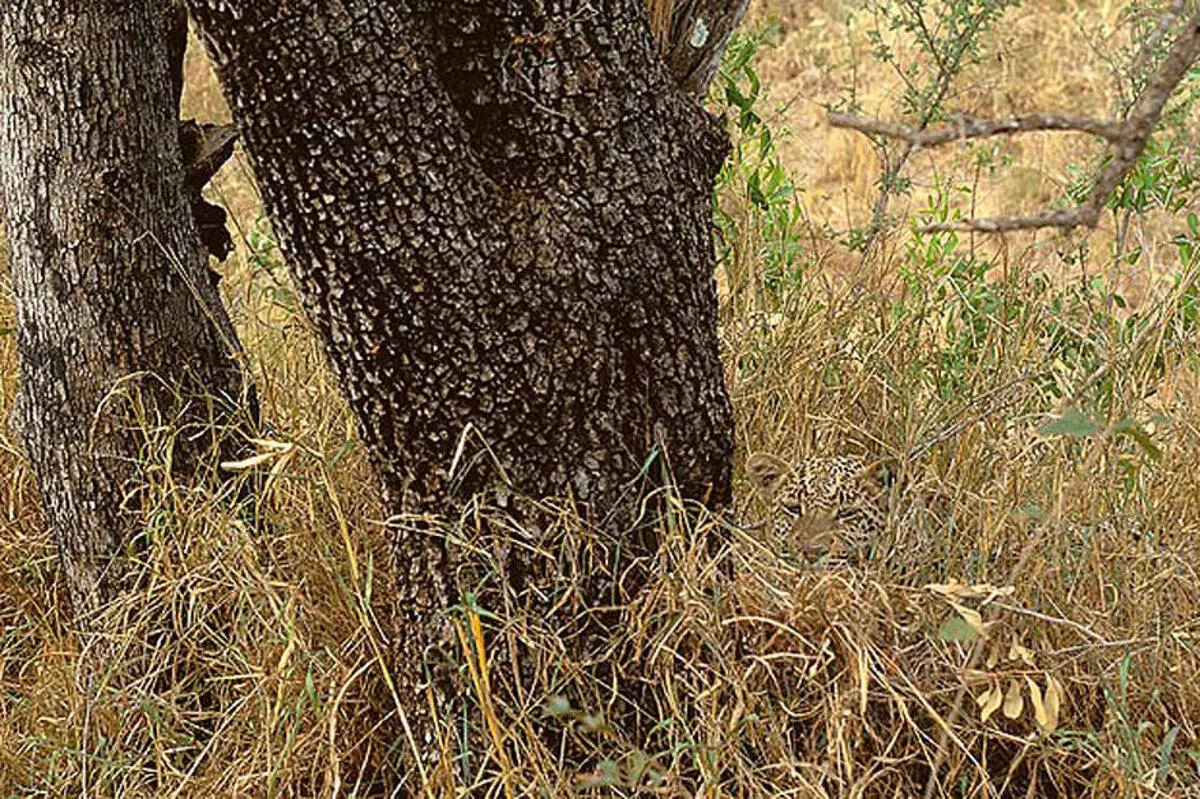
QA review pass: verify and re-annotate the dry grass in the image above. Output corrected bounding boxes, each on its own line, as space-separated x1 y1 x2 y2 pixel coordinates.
3 3 1200 797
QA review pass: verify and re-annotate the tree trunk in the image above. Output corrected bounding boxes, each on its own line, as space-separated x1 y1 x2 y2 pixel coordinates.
0 0 249 619
186 0 734 518
186 0 737 767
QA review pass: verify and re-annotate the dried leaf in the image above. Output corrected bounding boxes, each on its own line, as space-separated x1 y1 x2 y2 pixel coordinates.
220 451 276 471
1026 675 1056 733
222 440 295 472
248 437 294 452
977 684 1003 723
1043 674 1064 732
986 641 1001 670
268 447 296 481
1003 678 1024 719
1008 640 1036 667
963 668 993 686
926 581 1015 601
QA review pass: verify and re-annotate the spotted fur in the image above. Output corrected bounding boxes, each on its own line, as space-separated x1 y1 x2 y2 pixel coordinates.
745 451 889 562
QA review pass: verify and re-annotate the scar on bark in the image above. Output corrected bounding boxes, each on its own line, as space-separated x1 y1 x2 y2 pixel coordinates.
167 2 237 263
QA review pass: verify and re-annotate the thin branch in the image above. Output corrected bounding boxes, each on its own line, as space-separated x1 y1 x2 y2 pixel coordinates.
1049 636 1158 656
829 12 1200 234
855 3 996 259
913 18 1200 796
920 207 1099 233
1129 0 1187 85
990 600 1106 642
828 111 1128 146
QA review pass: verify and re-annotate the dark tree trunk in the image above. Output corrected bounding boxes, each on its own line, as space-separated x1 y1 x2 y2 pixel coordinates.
0 0 249 618
185 0 738 766
186 0 735 520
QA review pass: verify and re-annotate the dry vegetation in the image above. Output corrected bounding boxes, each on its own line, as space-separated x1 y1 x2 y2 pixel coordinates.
3 1 1200 796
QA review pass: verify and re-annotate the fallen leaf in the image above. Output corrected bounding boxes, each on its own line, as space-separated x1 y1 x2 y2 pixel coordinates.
1003 678 1024 719
978 684 1003 723
1008 640 1036 667
1043 674 1064 732
1026 675 1057 733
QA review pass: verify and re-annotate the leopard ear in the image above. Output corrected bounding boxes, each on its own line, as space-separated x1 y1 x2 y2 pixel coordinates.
745 452 792 496
858 458 900 497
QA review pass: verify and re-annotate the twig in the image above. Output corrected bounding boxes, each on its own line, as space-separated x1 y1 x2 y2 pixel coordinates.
1048 636 1158 656
828 111 1128 146
989 599 1106 642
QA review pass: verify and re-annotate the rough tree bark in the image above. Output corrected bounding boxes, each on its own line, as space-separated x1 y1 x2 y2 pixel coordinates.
0 0 249 618
187 0 736 515
185 0 741 769
652 0 753 97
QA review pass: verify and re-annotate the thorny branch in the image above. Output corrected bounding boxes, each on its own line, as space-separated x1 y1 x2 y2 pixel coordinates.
830 9 1200 233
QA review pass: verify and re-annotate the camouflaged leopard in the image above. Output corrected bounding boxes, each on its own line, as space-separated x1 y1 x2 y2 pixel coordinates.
745 451 891 563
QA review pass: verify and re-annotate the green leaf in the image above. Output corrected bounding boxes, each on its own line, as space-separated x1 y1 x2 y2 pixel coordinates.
725 84 748 112
1158 726 1180 786
597 759 621 786
1040 407 1100 438
1016 504 1044 521
1113 418 1163 462
580 712 612 734
627 750 651 786
747 171 768 210
940 613 979 643
544 696 571 718
328 438 356 467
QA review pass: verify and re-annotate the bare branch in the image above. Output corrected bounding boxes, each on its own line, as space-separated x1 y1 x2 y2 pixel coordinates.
920 208 1098 233
829 11 1200 234
990 599 1106 642
828 111 1128 146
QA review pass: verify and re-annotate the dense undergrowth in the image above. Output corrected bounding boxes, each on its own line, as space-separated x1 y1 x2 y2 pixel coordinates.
2 1 1200 796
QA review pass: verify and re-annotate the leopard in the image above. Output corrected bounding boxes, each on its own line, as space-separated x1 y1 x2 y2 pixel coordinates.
744 451 892 564
745 452 1195 570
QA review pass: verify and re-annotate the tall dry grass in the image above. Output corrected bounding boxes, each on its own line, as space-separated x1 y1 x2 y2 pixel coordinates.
2 2 1200 796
